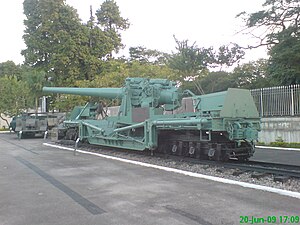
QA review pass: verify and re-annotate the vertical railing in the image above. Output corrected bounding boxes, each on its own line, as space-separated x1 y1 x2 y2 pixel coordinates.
250 84 300 117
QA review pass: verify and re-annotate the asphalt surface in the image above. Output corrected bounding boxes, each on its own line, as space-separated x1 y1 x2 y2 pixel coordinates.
0 133 299 225
252 147 300 166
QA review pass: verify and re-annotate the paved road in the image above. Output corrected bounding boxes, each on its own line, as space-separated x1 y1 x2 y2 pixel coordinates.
253 147 300 166
0 133 299 225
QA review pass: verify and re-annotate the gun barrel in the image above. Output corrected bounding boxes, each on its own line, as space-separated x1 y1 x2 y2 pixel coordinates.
42 87 123 99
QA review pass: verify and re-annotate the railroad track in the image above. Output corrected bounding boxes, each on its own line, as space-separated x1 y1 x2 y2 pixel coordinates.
154 153 300 179
219 160 300 179
58 140 300 180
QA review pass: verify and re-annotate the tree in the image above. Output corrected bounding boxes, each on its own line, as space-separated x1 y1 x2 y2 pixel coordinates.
0 76 32 121
126 61 178 81
237 0 300 48
0 61 26 126
237 0 300 84
22 0 95 85
213 44 245 70
96 0 130 55
82 5 117 80
267 32 300 84
21 68 48 113
231 59 273 89
199 71 236 93
180 71 237 94
0 61 22 79
128 46 167 64
167 36 214 94
167 36 245 94
22 0 130 85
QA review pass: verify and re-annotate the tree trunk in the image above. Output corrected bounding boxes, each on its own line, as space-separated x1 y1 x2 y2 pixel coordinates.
35 97 38 113
0 114 10 127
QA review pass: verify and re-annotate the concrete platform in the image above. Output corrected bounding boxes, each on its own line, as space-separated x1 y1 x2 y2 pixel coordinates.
0 133 299 225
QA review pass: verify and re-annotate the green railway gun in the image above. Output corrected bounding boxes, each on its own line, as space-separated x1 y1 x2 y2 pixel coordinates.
43 77 260 161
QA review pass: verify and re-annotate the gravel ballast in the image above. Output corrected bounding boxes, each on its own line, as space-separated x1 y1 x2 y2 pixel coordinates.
56 141 300 193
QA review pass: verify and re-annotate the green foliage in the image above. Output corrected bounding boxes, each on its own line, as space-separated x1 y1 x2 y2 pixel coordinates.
237 0 300 47
257 141 266 146
213 44 245 69
0 76 33 117
238 0 300 85
270 142 300 148
267 136 300 148
268 32 300 85
167 37 246 94
231 59 274 88
96 0 129 31
269 141 286 147
0 64 47 116
95 0 130 53
77 59 177 88
22 0 129 86
180 58 273 94
21 67 47 96
126 61 178 80
0 61 22 79
286 143 300 148
167 37 214 94
129 46 167 64
168 37 213 78
196 71 236 94
258 138 300 148
275 136 284 142
21 68 48 112
22 0 87 84
51 95 89 112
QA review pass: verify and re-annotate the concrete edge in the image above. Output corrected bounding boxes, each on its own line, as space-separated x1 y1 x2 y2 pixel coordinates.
43 143 300 200
256 145 300 152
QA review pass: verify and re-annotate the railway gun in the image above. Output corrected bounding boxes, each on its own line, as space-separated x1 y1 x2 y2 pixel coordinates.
43 77 260 161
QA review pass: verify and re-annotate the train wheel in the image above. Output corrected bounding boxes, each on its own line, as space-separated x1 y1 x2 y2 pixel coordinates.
237 156 249 162
171 144 178 154
220 153 230 162
65 128 78 140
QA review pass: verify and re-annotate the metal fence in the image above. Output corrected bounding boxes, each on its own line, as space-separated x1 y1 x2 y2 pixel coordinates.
250 84 300 117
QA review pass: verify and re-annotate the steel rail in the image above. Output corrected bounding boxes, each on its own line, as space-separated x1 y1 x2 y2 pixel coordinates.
56 140 300 179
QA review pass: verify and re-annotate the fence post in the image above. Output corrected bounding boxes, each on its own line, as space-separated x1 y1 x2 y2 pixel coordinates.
291 85 295 116
260 88 264 117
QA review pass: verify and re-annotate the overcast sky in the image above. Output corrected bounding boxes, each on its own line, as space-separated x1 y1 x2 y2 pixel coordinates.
0 0 267 65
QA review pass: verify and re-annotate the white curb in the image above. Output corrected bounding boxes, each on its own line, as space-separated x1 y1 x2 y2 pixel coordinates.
43 143 300 200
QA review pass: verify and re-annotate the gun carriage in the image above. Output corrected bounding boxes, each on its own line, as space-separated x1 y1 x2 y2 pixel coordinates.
43 77 260 161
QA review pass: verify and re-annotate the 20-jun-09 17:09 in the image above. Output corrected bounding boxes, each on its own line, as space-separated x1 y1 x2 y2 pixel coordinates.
240 215 299 224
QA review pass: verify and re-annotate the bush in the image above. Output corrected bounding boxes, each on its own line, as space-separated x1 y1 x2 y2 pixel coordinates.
257 142 265 146
270 141 287 147
287 143 300 148
269 141 300 148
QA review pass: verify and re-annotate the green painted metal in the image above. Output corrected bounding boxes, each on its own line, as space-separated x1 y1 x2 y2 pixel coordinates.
192 88 260 142
193 88 259 118
43 77 261 160
43 78 182 125
43 87 123 99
